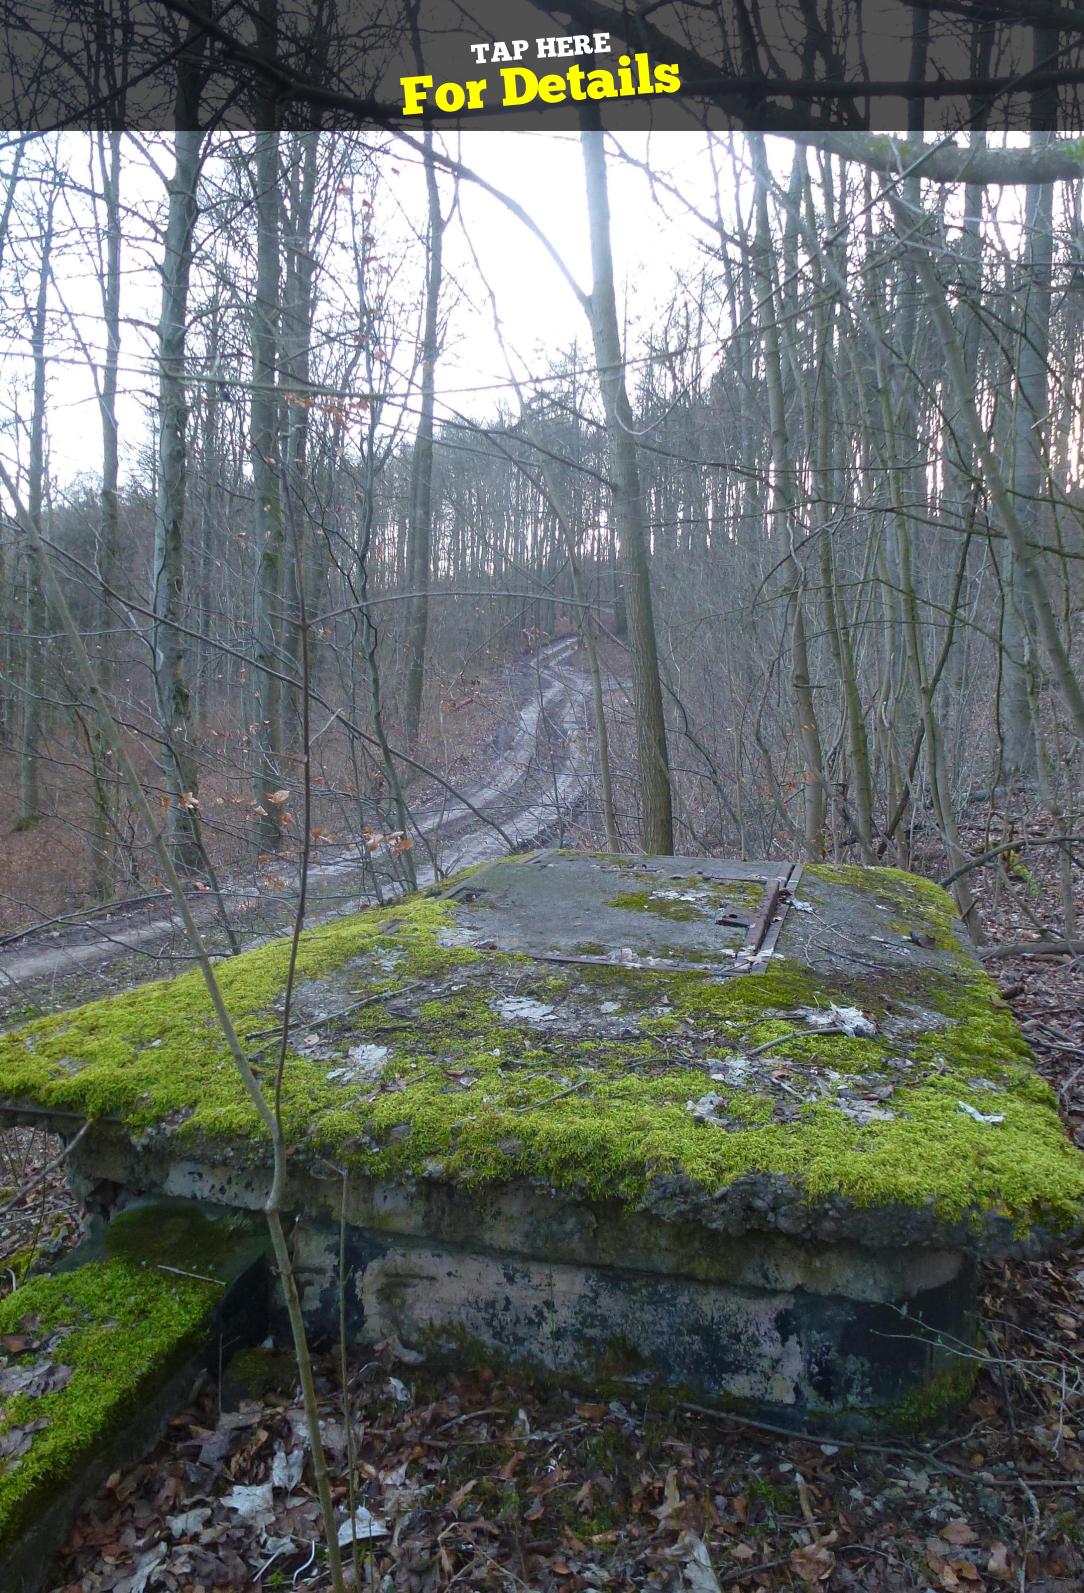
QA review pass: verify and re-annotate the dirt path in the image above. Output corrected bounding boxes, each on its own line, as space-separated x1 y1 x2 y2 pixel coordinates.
0 637 592 998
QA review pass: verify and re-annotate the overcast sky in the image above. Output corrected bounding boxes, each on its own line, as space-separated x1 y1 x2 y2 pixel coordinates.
0 129 734 491
0 128 1032 493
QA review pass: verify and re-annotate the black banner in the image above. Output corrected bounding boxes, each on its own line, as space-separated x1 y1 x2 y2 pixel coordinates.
3 0 1084 130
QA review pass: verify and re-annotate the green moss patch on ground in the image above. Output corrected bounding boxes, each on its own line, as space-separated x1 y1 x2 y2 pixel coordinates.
0 1258 216 1549
606 875 763 922
0 861 1081 1239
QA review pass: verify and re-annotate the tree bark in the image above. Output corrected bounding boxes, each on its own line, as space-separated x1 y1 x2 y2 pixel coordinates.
152 129 203 873
18 196 54 828
402 126 443 755
250 122 286 856
1001 133 1054 789
581 120 673 854
89 128 123 899
750 138 827 858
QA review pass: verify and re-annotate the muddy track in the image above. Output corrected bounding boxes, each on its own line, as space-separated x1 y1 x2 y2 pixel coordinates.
0 638 591 998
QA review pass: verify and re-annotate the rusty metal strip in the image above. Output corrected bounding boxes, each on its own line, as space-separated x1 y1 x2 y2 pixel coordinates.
744 876 783 951
752 862 804 966
531 951 742 974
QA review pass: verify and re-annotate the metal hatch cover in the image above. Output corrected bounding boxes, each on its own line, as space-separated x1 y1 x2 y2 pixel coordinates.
441 850 802 974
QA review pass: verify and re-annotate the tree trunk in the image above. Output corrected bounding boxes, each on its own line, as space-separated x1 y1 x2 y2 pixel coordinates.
250 122 286 856
152 129 203 874
89 128 122 899
18 198 54 829
402 127 443 755
581 121 673 854
750 138 827 858
1002 133 1054 790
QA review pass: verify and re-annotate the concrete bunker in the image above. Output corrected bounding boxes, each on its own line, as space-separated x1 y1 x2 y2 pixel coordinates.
2 850 1082 1439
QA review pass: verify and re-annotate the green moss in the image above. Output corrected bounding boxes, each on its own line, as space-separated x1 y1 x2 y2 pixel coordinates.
607 890 702 922
223 1346 297 1401
748 1478 798 1513
0 862 1081 1239
0 1260 216 1547
0 894 469 1147
0 1249 38 1289
808 864 965 953
103 1202 260 1276
884 1360 979 1432
606 875 763 922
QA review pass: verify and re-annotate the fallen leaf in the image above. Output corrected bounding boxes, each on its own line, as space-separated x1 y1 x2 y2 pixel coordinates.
0 1357 71 1396
166 1506 211 1538
448 1478 477 1512
676 1531 723 1592
0 1418 47 1460
118 1543 167 1593
950 1561 982 1584
337 1504 387 1544
222 1481 275 1527
653 1465 682 1520
790 1541 837 1584
927 1550 960 1592
987 1542 1012 1582
271 1444 304 1491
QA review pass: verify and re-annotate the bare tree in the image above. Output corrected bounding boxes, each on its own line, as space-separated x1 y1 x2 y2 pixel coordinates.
581 121 673 854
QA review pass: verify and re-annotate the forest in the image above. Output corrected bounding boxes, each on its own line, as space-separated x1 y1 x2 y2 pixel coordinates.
1 126 1082 949
1 7 1084 1584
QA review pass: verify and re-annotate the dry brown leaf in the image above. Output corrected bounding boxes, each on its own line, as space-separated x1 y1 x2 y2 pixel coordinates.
942 1520 979 1546
789 1542 837 1584
927 1552 960 1592
447 1478 476 1512
653 1465 682 1520
986 1542 1012 1582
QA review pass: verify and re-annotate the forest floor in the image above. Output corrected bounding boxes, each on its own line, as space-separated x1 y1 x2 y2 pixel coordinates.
1 657 1083 1590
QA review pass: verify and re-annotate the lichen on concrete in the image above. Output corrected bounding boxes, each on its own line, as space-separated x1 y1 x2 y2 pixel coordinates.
0 856 1081 1245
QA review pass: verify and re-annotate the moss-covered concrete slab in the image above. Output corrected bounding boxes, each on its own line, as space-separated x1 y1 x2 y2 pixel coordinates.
0 851 1081 1430
0 1200 268 1593
0 851 1079 1250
